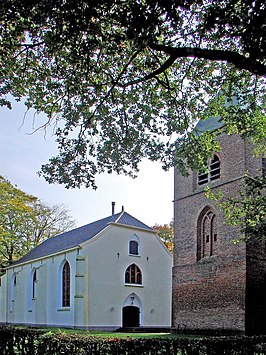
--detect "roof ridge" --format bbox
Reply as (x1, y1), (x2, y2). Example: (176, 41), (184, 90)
(9, 210), (153, 268)
(114, 210), (125, 223)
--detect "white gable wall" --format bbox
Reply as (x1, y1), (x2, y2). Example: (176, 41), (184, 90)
(80, 224), (172, 328)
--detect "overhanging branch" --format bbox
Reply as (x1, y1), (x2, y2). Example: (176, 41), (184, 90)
(148, 43), (266, 77)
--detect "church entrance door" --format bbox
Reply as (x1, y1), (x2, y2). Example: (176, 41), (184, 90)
(122, 306), (140, 327)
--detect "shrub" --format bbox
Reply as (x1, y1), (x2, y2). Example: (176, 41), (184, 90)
(0, 325), (265, 354)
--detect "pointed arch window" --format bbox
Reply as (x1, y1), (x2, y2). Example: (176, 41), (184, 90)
(198, 154), (221, 185)
(10, 273), (16, 312)
(62, 261), (70, 307)
(197, 209), (218, 261)
(32, 269), (37, 299)
(125, 264), (142, 285)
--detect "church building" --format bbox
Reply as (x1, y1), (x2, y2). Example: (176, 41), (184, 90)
(172, 116), (266, 335)
(0, 207), (172, 330)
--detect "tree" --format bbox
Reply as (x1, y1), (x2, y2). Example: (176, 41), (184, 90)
(153, 221), (174, 252)
(206, 174), (266, 242)
(0, 176), (76, 270)
(0, 1), (265, 188)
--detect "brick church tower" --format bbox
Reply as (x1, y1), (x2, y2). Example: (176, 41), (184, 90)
(172, 117), (266, 335)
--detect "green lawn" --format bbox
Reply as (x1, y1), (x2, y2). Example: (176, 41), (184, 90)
(43, 328), (177, 339)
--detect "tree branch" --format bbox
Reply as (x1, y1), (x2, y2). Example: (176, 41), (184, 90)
(148, 43), (266, 77)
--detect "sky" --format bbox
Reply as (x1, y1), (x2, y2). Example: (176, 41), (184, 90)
(0, 100), (174, 228)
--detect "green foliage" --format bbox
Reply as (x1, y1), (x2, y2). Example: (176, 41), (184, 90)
(0, 1), (265, 188)
(0, 176), (75, 270)
(205, 175), (266, 242)
(0, 325), (46, 355)
(0, 325), (265, 355)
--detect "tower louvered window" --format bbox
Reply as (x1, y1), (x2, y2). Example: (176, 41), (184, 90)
(198, 155), (220, 185)
(210, 155), (221, 181)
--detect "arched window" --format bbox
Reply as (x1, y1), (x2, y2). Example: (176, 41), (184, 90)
(125, 264), (142, 285)
(10, 273), (16, 312)
(129, 235), (140, 255)
(62, 261), (70, 307)
(198, 154), (221, 185)
(197, 208), (218, 261)
(32, 269), (37, 299)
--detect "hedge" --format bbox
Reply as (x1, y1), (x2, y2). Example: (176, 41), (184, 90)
(0, 325), (265, 354)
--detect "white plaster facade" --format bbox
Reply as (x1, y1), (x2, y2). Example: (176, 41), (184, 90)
(0, 212), (172, 330)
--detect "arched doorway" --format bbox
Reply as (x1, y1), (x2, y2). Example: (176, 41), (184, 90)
(122, 293), (142, 328)
(122, 306), (140, 327)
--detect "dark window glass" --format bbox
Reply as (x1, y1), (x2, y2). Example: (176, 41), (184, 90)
(129, 241), (139, 255)
(32, 270), (37, 299)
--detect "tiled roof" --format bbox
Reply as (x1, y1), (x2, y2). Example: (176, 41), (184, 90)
(11, 211), (154, 267)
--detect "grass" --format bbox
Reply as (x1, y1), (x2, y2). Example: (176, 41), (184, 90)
(43, 327), (177, 339)
(20, 325), (248, 339)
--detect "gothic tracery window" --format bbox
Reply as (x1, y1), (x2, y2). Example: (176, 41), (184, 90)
(197, 209), (218, 261)
(125, 264), (142, 285)
(62, 261), (70, 307)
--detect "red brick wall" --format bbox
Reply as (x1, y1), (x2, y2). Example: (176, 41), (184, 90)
(172, 133), (265, 333)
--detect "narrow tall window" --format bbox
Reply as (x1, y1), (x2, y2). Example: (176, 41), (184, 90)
(62, 261), (70, 307)
(198, 154), (220, 185)
(125, 264), (142, 285)
(10, 273), (16, 311)
(32, 269), (37, 299)
(197, 209), (218, 261)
